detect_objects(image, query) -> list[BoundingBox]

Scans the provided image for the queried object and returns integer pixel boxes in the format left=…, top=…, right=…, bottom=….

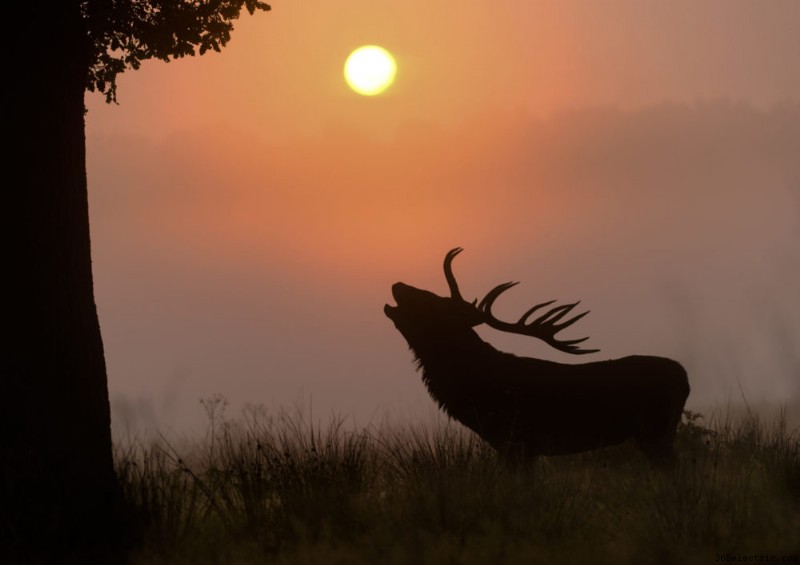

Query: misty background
left=84, top=1, right=800, bottom=435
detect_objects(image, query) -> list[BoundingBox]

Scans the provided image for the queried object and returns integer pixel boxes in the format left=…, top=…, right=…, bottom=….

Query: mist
left=87, top=100, right=800, bottom=435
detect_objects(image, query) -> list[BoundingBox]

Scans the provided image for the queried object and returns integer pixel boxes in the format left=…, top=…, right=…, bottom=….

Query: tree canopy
left=82, top=0, right=271, bottom=103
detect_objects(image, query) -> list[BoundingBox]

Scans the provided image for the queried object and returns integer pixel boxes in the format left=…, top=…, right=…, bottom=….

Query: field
left=115, top=397, right=800, bottom=564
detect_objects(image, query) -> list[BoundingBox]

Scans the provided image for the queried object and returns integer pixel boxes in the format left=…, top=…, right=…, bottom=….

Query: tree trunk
left=3, top=2, right=131, bottom=560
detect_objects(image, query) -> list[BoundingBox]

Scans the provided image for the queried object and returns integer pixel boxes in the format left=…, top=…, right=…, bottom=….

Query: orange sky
left=87, top=1, right=800, bottom=139
left=84, top=1, right=800, bottom=434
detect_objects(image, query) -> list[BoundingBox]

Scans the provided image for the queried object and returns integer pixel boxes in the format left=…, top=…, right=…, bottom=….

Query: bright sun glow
left=344, top=45, right=397, bottom=96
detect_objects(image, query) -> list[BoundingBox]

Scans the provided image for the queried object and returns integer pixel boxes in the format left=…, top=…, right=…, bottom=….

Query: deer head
left=384, top=247, right=599, bottom=355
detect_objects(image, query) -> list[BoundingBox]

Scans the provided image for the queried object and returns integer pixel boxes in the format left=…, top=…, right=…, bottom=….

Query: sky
left=84, top=0, right=800, bottom=436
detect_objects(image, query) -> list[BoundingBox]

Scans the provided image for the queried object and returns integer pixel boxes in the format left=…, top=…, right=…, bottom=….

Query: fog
left=88, top=101, right=800, bottom=435
left=80, top=0, right=800, bottom=435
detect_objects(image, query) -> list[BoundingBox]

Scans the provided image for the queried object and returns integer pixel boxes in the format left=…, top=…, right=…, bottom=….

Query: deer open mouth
left=384, top=283, right=409, bottom=320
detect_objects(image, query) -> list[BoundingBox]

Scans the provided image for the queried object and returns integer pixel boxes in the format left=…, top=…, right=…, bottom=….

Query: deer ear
left=454, top=300, right=485, bottom=327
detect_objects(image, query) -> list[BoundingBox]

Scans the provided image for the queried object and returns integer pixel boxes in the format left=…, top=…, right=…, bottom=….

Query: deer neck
left=407, top=328, right=501, bottom=424
left=410, top=327, right=497, bottom=376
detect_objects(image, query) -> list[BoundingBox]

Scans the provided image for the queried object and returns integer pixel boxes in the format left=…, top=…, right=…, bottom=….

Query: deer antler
left=477, top=282, right=599, bottom=354
left=442, top=247, right=598, bottom=354
left=444, top=247, right=465, bottom=300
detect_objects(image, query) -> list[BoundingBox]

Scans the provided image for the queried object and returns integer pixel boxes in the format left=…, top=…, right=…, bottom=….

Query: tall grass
left=115, top=400, right=800, bottom=564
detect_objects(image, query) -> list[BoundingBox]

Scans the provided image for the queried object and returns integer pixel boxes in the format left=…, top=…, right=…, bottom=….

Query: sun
left=344, top=45, right=397, bottom=96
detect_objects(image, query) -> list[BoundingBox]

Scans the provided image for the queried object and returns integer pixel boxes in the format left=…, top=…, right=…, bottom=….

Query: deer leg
left=634, top=404, right=683, bottom=469
left=637, top=439, right=678, bottom=469
left=496, top=441, right=535, bottom=468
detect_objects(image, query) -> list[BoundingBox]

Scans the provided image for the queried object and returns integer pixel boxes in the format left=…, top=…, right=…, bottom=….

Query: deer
left=384, top=247, right=690, bottom=465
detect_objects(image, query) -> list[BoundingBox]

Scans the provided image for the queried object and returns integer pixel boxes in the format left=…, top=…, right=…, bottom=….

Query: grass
left=114, top=398, right=800, bottom=564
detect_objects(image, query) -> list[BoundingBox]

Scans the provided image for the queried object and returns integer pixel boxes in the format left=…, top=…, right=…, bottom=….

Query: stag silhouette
left=384, top=248, right=690, bottom=464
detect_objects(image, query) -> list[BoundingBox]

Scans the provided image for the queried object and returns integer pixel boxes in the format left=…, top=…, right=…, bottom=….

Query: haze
left=84, top=1, right=800, bottom=435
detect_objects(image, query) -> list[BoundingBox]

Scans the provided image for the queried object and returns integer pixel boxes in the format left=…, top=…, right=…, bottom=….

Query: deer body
left=385, top=250, right=690, bottom=462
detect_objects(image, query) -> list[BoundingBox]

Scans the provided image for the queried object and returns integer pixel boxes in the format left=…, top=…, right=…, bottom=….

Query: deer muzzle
left=384, top=282, right=415, bottom=320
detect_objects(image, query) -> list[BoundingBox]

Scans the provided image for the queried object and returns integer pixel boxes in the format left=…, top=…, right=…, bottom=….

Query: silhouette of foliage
left=82, top=0, right=271, bottom=103
left=114, top=402, right=800, bottom=562
left=3, top=2, right=272, bottom=559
